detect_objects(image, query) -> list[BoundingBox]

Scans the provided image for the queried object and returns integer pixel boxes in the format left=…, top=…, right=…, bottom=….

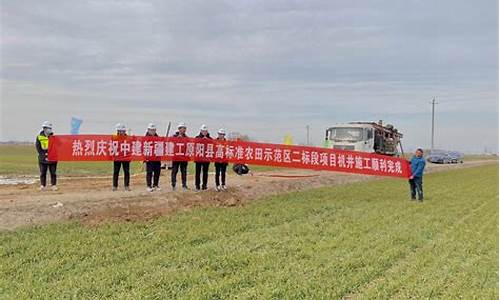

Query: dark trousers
left=146, top=161, right=161, bottom=188
left=409, top=176, right=423, bottom=200
left=39, top=162, right=57, bottom=186
left=215, top=162, right=228, bottom=186
left=113, top=161, right=130, bottom=187
left=171, top=161, right=188, bottom=187
left=195, top=162, right=210, bottom=189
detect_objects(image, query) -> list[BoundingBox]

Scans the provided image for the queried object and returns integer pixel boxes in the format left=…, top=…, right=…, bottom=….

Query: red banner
left=48, top=135, right=411, bottom=178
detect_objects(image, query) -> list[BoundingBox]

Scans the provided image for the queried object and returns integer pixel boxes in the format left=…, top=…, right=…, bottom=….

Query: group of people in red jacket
left=113, top=122, right=229, bottom=192
left=36, top=121, right=230, bottom=193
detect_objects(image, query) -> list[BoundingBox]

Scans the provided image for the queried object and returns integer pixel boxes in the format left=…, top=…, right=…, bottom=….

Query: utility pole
left=306, top=125, right=310, bottom=146
left=430, top=98, right=438, bottom=152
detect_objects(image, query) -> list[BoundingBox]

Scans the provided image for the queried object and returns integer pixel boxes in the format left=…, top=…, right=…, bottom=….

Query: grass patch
left=0, top=165, right=498, bottom=299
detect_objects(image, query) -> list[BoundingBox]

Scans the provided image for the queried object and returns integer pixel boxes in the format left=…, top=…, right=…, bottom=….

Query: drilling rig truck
left=324, top=120, right=404, bottom=156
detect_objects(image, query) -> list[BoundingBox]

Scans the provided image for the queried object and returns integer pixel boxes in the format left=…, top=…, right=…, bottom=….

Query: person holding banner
left=145, top=123, right=161, bottom=192
left=171, top=122, right=189, bottom=191
left=194, top=124, right=212, bottom=191
left=36, top=121, right=58, bottom=191
left=214, top=128, right=229, bottom=191
left=409, top=148, right=426, bottom=202
left=112, top=123, right=131, bottom=191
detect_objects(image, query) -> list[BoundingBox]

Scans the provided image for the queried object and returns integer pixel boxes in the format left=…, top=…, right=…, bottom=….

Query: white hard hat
left=177, top=122, right=186, bottom=129
left=147, top=123, right=157, bottom=130
left=41, top=121, right=52, bottom=129
left=200, top=124, right=208, bottom=131
left=115, top=123, right=126, bottom=131
left=218, top=128, right=226, bottom=135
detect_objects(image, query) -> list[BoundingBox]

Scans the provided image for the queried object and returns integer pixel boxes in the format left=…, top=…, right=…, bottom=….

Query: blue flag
left=70, top=117, right=83, bottom=134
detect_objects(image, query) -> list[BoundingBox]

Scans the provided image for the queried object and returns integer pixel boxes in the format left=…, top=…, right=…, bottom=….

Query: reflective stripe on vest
left=37, top=135, right=49, bottom=150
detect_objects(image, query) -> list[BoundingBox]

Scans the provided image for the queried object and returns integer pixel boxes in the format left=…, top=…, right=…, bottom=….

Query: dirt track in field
left=0, top=160, right=496, bottom=230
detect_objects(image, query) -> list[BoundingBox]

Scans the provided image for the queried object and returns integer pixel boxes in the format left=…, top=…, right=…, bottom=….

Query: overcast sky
left=1, top=0, right=498, bottom=153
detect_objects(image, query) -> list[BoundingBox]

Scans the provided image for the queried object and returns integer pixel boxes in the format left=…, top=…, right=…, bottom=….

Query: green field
left=0, top=145, right=278, bottom=176
left=0, top=165, right=497, bottom=299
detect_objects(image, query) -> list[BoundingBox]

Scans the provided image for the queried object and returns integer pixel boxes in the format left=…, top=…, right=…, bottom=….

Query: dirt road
left=0, top=160, right=495, bottom=230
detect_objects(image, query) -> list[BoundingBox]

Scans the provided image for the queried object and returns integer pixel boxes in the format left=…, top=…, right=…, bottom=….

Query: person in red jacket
left=214, top=128, right=229, bottom=191
left=171, top=122, right=189, bottom=191
left=145, top=123, right=161, bottom=192
left=194, top=124, right=212, bottom=191
left=112, top=123, right=131, bottom=191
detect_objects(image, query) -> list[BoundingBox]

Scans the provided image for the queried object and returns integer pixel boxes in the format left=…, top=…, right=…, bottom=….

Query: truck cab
left=324, top=124, right=374, bottom=152
left=324, top=121, right=403, bottom=156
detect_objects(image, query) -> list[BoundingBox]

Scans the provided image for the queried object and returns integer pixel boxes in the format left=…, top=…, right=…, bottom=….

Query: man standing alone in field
left=409, top=148, right=426, bottom=202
